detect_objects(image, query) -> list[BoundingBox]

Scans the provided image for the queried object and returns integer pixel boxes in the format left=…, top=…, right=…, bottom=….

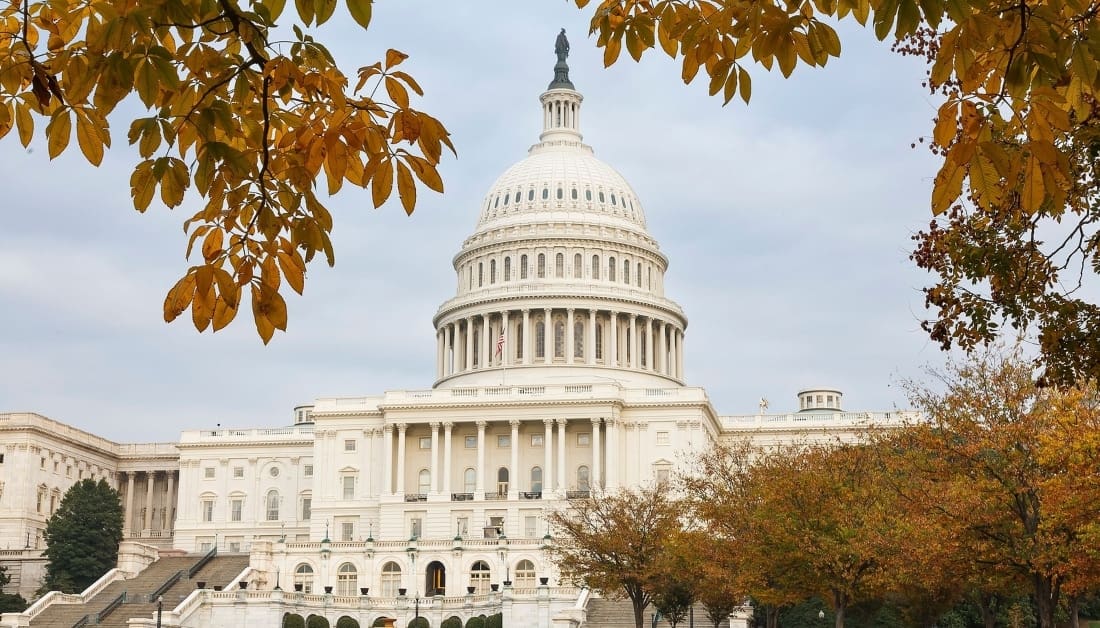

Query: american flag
left=495, top=333, right=505, bottom=357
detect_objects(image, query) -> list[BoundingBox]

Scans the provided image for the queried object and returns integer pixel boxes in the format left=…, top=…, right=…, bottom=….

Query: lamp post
left=156, top=595, right=163, bottom=628
left=406, top=546, right=419, bottom=619
left=497, top=535, right=509, bottom=586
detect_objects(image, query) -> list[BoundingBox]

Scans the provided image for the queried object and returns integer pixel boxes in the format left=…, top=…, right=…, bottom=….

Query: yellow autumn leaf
left=45, top=108, right=71, bottom=159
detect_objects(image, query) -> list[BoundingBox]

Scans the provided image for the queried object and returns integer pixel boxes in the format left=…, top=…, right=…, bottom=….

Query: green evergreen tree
left=41, top=479, right=123, bottom=594
left=0, top=565, right=27, bottom=614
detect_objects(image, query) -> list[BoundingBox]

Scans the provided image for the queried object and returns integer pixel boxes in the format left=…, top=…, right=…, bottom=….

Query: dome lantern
left=539, top=29, right=583, bottom=144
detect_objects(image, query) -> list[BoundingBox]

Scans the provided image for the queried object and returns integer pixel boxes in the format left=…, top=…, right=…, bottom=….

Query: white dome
left=475, top=142, right=648, bottom=234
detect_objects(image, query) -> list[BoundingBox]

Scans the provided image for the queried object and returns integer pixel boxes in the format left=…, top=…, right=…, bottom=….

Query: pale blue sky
left=0, top=3, right=947, bottom=442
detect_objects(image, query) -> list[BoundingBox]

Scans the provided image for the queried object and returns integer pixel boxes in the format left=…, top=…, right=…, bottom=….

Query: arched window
left=555, top=253, right=564, bottom=278
left=380, top=562, right=402, bottom=598
left=535, top=321, right=546, bottom=358
left=554, top=321, right=565, bottom=358
left=571, top=188, right=578, bottom=200
left=503, top=193, right=509, bottom=206
left=573, top=253, right=582, bottom=278
left=608, top=257, right=616, bottom=282
left=504, top=257, right=511, bottom=281
left=611, top=193, right=617, bottom=205
left=470, top=561, right=492, bottom=595
left=336, top=563, right=358, bottom=596
left=490, top=259, right=496, bottom=284
left=640, top=332, right=647, bottom=368
left=586, top=189, right=592, bottom=201
left=463, top=468, right=476, bottom=494
left=577, top=466, right=590, bottom=491
left=636, top=263, right=642, bottom=287
left=556, top=187, right=563, bottom=199
left=623, top=260, right=630, bottom=284
left=595, top=323, right=603, bottom=360
left=418, top=469, right=430, bottom=495
left=574, top=321, right=584, bottom=358
left=592, top=255, right=600, bottom=279
left=520, top=255, right=528, bottom=279
left=647, top=266, right=652, bottom=290
left=472, top=328, right=480, bottom=368
left=530, top=467, right=542, bottom=493
left=494, top=195, right=499, bottom=208
left=294, top=563, right=315, bottom=594
left=468, top=267, right=473, bottom=290
left=514, top=191, right=521, bottom=204
left=537, top=254, right=546, bottom=278
left=598, top=191, right=605, bottom=203
left=542, top=187, right=549, bottom=200
left=515, top=560, right=536, bottom=588
left=528, top=189, right=534, bottom=201
left=497, top=467, right=509, bottom=496
left=265, top=490, right=279, bottom=521
left=478, top=262, right=483, bottom=287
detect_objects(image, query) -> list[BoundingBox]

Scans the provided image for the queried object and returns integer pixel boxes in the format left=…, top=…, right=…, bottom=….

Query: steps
left=585, top=598, right=731, bottom=628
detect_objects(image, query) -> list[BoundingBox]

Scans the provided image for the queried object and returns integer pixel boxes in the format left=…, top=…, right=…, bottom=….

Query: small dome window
left=611, top=193, right=617, bottom=205
left=585, top=190, right=592, bottom=201
left=542, top=188, right=549, bottom=200
left=598, top=191, right=605, bottom=203
left=528, top=190, right=535, bottom=201
left=494, top=196, right=499, bottom=208
left=571, top=188, right=578, bottom=200
left=514, top=191, right=521, bottom=203
left=503, top=194, right=509, bottom=206
left=557, top=187, right=563, bottom=200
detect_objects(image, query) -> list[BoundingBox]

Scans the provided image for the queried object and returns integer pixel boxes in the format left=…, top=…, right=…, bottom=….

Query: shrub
left=465, top=616, right=485, bottom=628
left=442, top=617, right=463, bottom=628
left=283, top=614, right=306, bottom=628
left=306, top=615, right=330, bottom=628
left=485, top=613, right=502, bottom=628
left=336, top=617, right=360, bottom=628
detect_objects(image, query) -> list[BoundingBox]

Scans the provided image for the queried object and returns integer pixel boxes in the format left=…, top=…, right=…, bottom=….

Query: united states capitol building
left=0, top=35, right=914, bottom=628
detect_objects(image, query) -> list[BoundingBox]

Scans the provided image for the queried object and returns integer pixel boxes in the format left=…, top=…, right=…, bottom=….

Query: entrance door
left=426, top=561, right=446, bottom=596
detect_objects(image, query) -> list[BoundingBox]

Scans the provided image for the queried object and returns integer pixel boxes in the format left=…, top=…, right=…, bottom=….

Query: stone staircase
left=28, top=554, right=250, bottom=628
left=585, top=598, right=731, bottom=628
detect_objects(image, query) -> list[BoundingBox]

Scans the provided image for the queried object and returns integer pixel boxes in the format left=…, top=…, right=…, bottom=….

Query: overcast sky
left=0, top=3, right=951, bottom=443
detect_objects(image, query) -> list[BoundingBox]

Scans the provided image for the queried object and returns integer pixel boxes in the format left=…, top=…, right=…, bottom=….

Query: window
left=514, top=191, right=520, bottom=203
left=530, top=466, right=542, bottom=493
left=419, top=437, right=432, bottom=449
left=520, top=255, right=528, bottom=279
left=656, top=431, right=670, bottom=445
left=528, top=189, right=534, bottom=201
left=233, top=467, right=244, bottom=479
left=515, top=560, right=536, bottom=587
left=230, top=498, right=243, bottom=522
left=624, top=260, right=630, bottom=284
left=344, top=439, right=356, bottom=451
left=555, top=253, right=564, bottom=278
left=608, top=257, right=616, bottom=281
left=595, top=323, right=603, bottom=360
left=470, top=561, right=492, bottom=595
left=542, top=187, right=549, bottom=200
left=574, top=253, right=582, bottom=278
left=266, top=490, right=280, bottom=521
left=535, top=321, right=546, bottom=358
left=497, top=467, right=509, bottom=496
left=571, top=188, right=578, bottom=200
left=204, top=467, right=215, bottom=479
left=456, top=516, right=469, bottom=537
left=599, top=191, right=605, bottom=202
left=827, top=394, right=834, bottom=405
left=464, top=468, right=476, bottom=493
left=343, top=476, right=356, bottom=500
left=537, top=254, right=545, bottom=278
left=577, top=466, right=590, bottom=491
left=336, top=563, right=358, bottom=596
left=516, top=322, right=523, bottom=359
left=202, top=499, right=215, bottom=522
left=497, top=435, right=511, bottom=448
left=531, top=434, right=544, bottom=447
left=817, top=394, right=823, bottom=404
left=577, top=433, right=591, bottom=447
left=303, top=464, right=313, bottom=477
left=656, top=467, right=671, bottom=485
left=592, top=255, right=600, bottom=279
left=341, top=521, right=354, bottom=542
left=473, top=328, right=480, bottom=368
left=301, top=497, right=312, bottom=521
left=554, top=321, right=565, bottom=358
left=556, top=187, right=563, bottom=199
left=574, top=321, right=584, bottom=358
left=411, top=517, right=422, bottom=538
left=504, top=257, right=511, bottom=281
left=490, top=259, right=497, bottom=284
left=294, top=564, right=314, bottom=594
left=524, top=516, right=538, bottom=538
left=637, top=262, right=642, bottom=287
left=66, top=465, right=71, bottom=477
left=478, top=262, right=483, bottom=287
left=418, top=469, right=431, bottom=495
left=585, top=189, right=592, bottom=201
left=269, top=466, right=280, bottom=478
left=380, top=562, right=401, bottom=597
left=465, top=436, right=477, bottom=449
left=503, top=192, right=509, bottom=206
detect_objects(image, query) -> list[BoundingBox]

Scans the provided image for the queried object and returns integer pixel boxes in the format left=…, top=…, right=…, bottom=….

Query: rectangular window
left=228, top=539, right=242, bottom=553
left=656, top=468, right=671, bottom=484
left=303, top=464, right=313, bottom=477
left=531, top=434, right=544, bottom=447
left=343, top=476, right=355, bottom=500
left=202, top=500, right=214, bottom=522
left=53, top=461, right=58, bottom=472
left=204, top=467, right=215, bottom=479
left=464, top=436, right=477, bottom=449
left=198, top=540, right=213, bottom=552
left=419, top=437, right=432, bottom=449
left=233, top=466, right=244, bottom=478
left=656, top=431, right=670, bottom=445
left=497, top=435, right=511, bottom=448
left=577, top=433, right=591, bottom=447
left=301, top=498, right=312, bottom=521
left=456, top=516, right=469, bottom=537
left=344, top=439, right=356, bottom=452
left=341, top=521, right=354, bottom=542
left=524, top=515, right=538, bottom=538
left=40, top=458, right=45, bottom=468
left=410, top=517, right=422, bottom=539
left=230, top=499, right=243, bottom=522
left=66, top=465, right=72, bottom=477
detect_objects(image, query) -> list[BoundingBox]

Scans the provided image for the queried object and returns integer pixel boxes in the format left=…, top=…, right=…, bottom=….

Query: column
left=556, top=419, right=567, bottom=493
left=587, top=310, right=596, bottom=365
left=443, top=422, right=454, bottom=496
left=591, top=418, right=602, bottom=490
left=543, top=419, right=554, bottom=493
left=165, top=471, right=175, bottom=532
left=429, top=422, right=440, bottom=494
left=382, top=425, right=394, bottom=496
left=465, top=317, right=474, bottom=371
left=543, top=308, right=552, bottom=364
left=609, top=312, right=618, bottom=367
left=628, top=314, right=638, bottom=369
left=124, top=472, right=135, bottom=536
left=645, top=318, right=654, bottom=371
left=522, top=309, right=531, bottom=365
left=509, top=419, right=520, bottom=499
left=143, top=471, right=155, bottom=533
left=658, top=321, right=667, bottom=375
left=444, top=325, right=453, bottom=376
left=677, top=328, right=684, bottom=378
left=436, top=329, right=445, bottom=380
left=566, top=308, right=575, bottom=365
left=364, top=429, right=375, bottom=497
left=606, top=419, right=619, bottom=489
left=396, top=423, right=407, bottom=496
left=475, top=421, right=487, bottom=497
left=502, top=311, right=511, bottom=367
left=481, top=315, right=490, bottom=369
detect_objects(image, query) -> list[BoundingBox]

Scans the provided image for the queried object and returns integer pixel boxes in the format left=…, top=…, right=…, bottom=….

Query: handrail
left=187, top=546, right=217, bottom=579
left=150, top=570, right=183, bottom=601
left=96, top=591, right=127, bottom=622
left=71, top=614, right=89, bottom=628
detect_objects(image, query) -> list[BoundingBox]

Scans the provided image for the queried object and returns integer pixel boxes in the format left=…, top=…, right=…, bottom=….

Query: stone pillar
left=645, top=318, right=654, bottom=371
left=543, top=419, right=554, bottom=492
left=396, top=423, right=407, bottom=496
left=609, top=312, right=618, bottom=367
left=556, top=419, right=567, bottom=493
left=475, top=420, right=487, bottom=498
left=383, top=424, right=394, bottom=496
left=543, top=308, right=552, bottom=364
left=501, top=311, right=511, bottom=367
left=143, top=471, right=155, bottom=534
left=443, top=324, right=453, bottom=376
left=658, top=321, right=667, bottom=375
left=628, top=314, right=638, bottom=369
left=606, top=419, right=619, bottom=489
left=587, top=310, right=597, bottom=365
left=590, top=418, right=602, bottom=490
left=522, top=309, right=531, bottom=365
left=677, top=328, right=684, bottom=379
left=566, top=308, right=575, bottom=365
left=429, top=422, right=440, bottom=494
left=124, top=472, right=135, bottom=536
left=165, top=471, right=175, bottom=532
left=481, top=315, right=490, bottom=369
left=509, top=420, right=520, bottom=499
left=465, top=317, right=474, bottom=371
left=443, top=422, right=454, bottom=496
left=436, top=329, right=444, bottom=380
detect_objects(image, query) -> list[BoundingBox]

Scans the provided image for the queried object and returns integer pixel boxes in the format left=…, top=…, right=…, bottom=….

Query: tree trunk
left=1069, top=596, right=1081, bottom=628
left=1032, top=574, right=1059, bottom=628
left=766, top=606, right=779, bottom=628
left=977, top=591, right=997, bottom=628
left=633, top=597, right=645, bottom=628
left=832, top=589, right=847, bottom=628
